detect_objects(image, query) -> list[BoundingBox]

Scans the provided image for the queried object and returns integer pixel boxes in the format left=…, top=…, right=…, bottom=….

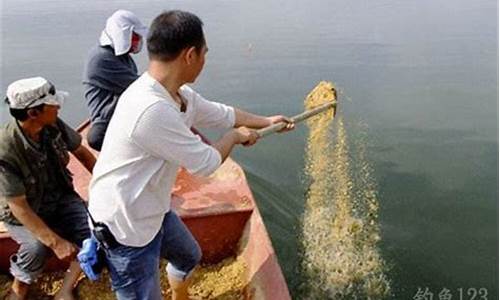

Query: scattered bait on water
left=300, top=82, right=390, bottom=299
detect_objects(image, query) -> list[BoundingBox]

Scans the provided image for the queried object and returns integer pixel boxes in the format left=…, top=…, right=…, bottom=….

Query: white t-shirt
left=88, top=72, right=235, bottom=246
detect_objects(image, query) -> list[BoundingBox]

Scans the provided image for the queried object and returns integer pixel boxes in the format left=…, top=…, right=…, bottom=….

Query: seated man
left=0, top=77, right=96, bottom=300
left=83, top=9, right=148, bottom=151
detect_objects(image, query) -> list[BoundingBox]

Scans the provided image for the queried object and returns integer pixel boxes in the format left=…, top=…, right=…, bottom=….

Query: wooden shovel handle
left=257, top=100, right=337, bottom=138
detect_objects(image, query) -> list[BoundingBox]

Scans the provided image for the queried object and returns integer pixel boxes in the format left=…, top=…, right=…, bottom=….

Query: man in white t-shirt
left=88, top=10, right=293, bottom=300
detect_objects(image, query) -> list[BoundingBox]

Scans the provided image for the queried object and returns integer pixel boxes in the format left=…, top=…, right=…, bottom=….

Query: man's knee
left=180, top=241, right=202, bottom=272
left=189, top=243, right=202, bottom=268
left=17, top=240, right=49, bottom=269
left=10, top=240, right=49, bottom=283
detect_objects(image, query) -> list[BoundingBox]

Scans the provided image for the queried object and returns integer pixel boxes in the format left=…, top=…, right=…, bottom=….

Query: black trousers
left=87, top=121, right=108, bottom=151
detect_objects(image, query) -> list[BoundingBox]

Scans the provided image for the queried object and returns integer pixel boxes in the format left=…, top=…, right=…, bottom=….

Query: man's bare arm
left=212, top=127, right=259, bottom=163
left=71, top=145, right=96, bottom=173
left=234, top=108, right=294, bottom=132
left=233, top=108, right=270, bottom=128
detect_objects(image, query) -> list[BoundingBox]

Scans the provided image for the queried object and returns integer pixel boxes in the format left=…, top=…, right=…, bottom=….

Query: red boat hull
left=0, top=121, right=290, bottom=299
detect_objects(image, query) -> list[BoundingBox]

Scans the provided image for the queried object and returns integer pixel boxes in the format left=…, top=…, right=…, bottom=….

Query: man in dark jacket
left=82, top=10, right=148, bottom=151
left=0, top=77, right=96, bottom=300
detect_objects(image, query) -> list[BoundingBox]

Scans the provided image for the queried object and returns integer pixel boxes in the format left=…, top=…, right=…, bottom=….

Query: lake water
left=1, top=0, right=498, bottom=299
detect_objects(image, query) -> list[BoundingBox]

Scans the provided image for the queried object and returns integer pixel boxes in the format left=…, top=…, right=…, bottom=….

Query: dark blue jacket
left=83, top=45, right=138, bottom=125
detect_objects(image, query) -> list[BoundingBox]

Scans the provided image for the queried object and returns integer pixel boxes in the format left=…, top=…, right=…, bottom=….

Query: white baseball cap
left=6, top=77, right=68, bottom=109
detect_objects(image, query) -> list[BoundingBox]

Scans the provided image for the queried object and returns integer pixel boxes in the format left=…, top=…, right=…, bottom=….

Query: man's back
left=83, top=45, right=138, bottom=123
